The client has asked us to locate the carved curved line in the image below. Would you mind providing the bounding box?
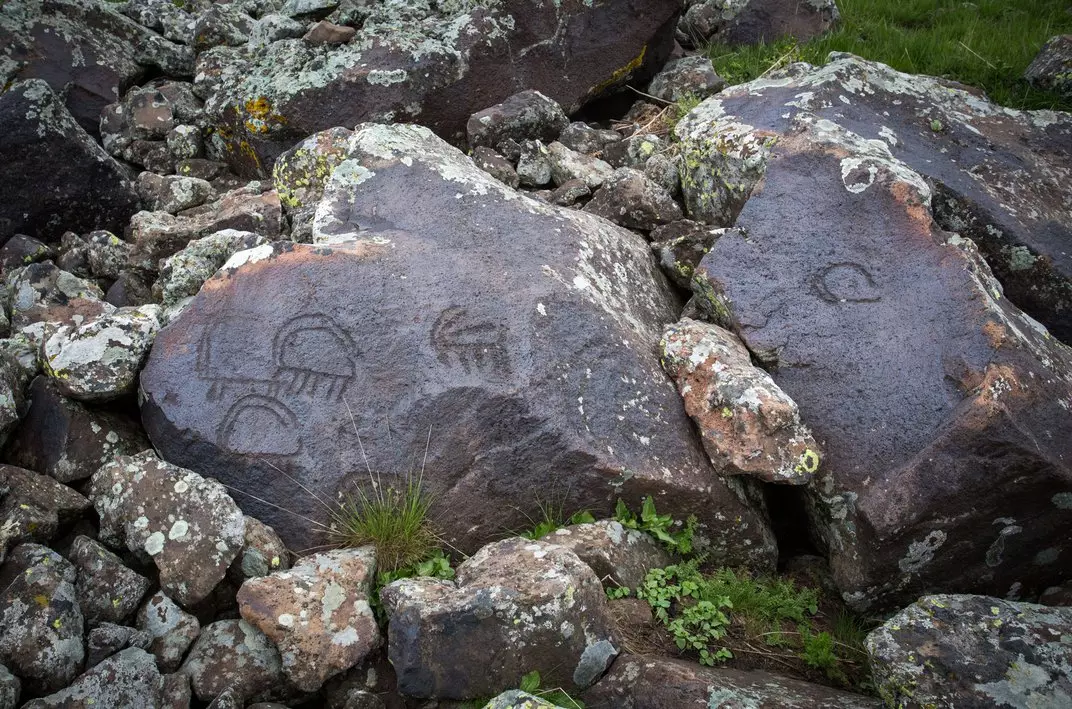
[218,394,302,456]
[272,313,358,375]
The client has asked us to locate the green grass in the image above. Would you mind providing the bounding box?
[706,0,1072,111]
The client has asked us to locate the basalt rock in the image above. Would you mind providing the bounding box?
[679,0,840,48]
[1025,35,1072,99]
[646,54,726,102]
[136,592,201,673]
[467,90,569,154]
[547,519,673,589]
[867,594,1072,708]
[0,80,140,244]
[195,0,680,175]
[21,648,165,709]
[179,619,283,703]
[678,56,1072,610]
[139,123,777,565]
[0,465,91,563]
[85,623,152,669]
[69,535,152,627]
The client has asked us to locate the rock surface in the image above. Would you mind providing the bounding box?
[547,520,673,590]
[661,318,820,485]
[1025,34,1072,99]
[0,465,91,562]
[678,55,1072,610]
[179,619,283,703]
[140,123,777,565]
[195,0,680,175]
[583,654,880,708]
[647,55,726,102]
[867,594,1072,708]
[680,0,840,48]
[238,547,380,692]
[382,537,618,700]
[89,450,246,607]
[136,592,201,673]
[21,647,165,709]
[69,535,152,626]
[0,80,140,243]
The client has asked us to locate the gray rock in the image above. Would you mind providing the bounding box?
[647,55,726,102]
[21,647,165,708]
[6,262,109,332]
[603,133,665,169]
[0,465,91,563]
[468,90,569,153]
[383,538,618,699]
[0,664,18,709]
[867,594,1072,708]
[136,173,215,215]
[1025,34,1072,98]
[249,13,306,46]
[5,376,149,483]
[85,623,152,669]
[547,520,673,589]
[155,229,270,306]
[192,6,255,52]
[88,450,246,607]
[272,127,354,210]
[139,123,777,565]
[557,122,622,157]
[238,547,380,692]
[549,179,591,207]
[516,140,553,187]
[0,80,140,244]
[643,151,681,198]
[121,0,196,45]
[0,544,84,694]
[583,167,683,230]
[0,235,52,273]
[546,141,615,189]
[167,124,204,160]
[136,592,201,673]
[69,535,152,626]
[42,305,162,402]
[84,231,133,283]
[281,0,339,17]
[179,619,284,703]
[584,654,880,708]
[472,147,520,189]
[649,219,722,288]
[679,0,840,48]
[0,355,27,450]
[482,691,558,709]
[229,515,290,583]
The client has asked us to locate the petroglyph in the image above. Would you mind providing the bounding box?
[431,306,510,375]
[811,263,882,304]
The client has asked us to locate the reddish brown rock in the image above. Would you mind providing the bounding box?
[303,20,355,45]
[139,123,777,566]
[677,57,1072,610]
[237,547,380,692]
[178,619,283,703]
[660,318,820,485]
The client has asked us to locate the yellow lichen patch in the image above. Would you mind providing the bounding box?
[795,448,820,474]
[588,44,648,97]
[34,594,49,607]
[241,97,288,135]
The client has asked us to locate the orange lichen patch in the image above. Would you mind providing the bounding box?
[976,364,1024,411]
[983,320,1008,349]
[241,98,288,135]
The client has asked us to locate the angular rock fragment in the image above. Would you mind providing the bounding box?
[0,466,91,562]
[546,141,614,189]
[649,219,722,288]
[584,167,683,231]
[647,55,726,103]
[179,619,283,703]
[136,173,215,215]
[484,691,559,709]
[155,229,270,306]
[69,535,152,626]
[272,127,354,210]
[547,520,673,589]
[678,56,1072,609]
[679,0,840,48]
[468,91,569,154]
[1025,34,1072,98]
[867,594,1072,708]
[558,122,622,156]
[383,538,618,700]
[472,147,521,189]
[0,355,28,450]
[89,451,245,606]
[140,123,777,566]
[0,544,84,694]
[6,262,109,332]
[238,547,379,692]
[0,235,52,273]
[136,592,201,673]
[85,623,152,669]
[661,318,820,484]
[0,664,18,709]
[230,515,290,583]
[22,648,165,709]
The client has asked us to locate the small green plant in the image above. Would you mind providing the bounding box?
[519,670,586,709]
[636,560,732,666]
[605,585,631,600]
[668,93,704,132]
[614,497,697,555]
[800,627,846,683]
[522,507,595,541]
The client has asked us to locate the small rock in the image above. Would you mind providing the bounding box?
[649,219,722,288]
[175,159,227,182]
[483,690,559,709]
[661,318,820,484]
[6,262,108,331]
[105,269,155,308]
[85,623,153,669]
[548,520,673,589]
[273,127,354,210]
[1025,35,1072,98]
[238,547,380,692]
[304,20,356,44]
[160,672,193,709]
[472,147,521,189]
[281,0,340,18]
[383,537,618,699]
[546,142,615,189]
[0,465,91,562]
[136,173,215,214]
[516,140,553,187]
[84,230,134,283]
[0,356,27,450]
[868,594,1072,708]
[21,647,165,709]
[42,305,162,402]
[1039,581,1072,606]
[583,167,683,230]
[550,179,591,207]
[137,592,201,673]
[154,229,270,306]
[0,664,18,709]
[167,124,204,161]
[5,376,150,483]
[69,535,152,626]
[602,133,665,169]
[557,122,622,156]
[467,90,569,154]
[89,450,246,607]
[179,619,284,703]
[192,6,255,52]
[230,516,290,583]
[0,235,52,273]
[0,544,85,694]
[646,55,726,103]
[249,13,307,46]
[643,152,681,197]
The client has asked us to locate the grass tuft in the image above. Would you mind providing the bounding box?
[705,0,1072,111]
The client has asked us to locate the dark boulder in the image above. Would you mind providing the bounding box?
[0,80,140,244]
[679,0,840,48]
[139,123,777,565]
[1025,35,1072,99]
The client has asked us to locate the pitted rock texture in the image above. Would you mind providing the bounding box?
[382,537,619,700]
[85,623,152,669]
[21,647,165,709]
[1025,35,1072,99]
[195,0,680,175]
[136,592,201,673]
[69,535,152,626]
[179,619,283,703]
[547,519,673,589]
[675,53,1072,342]
[867,594,1072,708]
[679,57,1072,610]
[0,0,192,135]
[4,376,150,483]
[42,305,162,402]
[583,654,880,708]
[140,122,777,565]
[0,79,140,244]
[679,0,840,48]
[660,318,820,485]
[238,546,379,692]
[0,544,85,694]
[0,465,91,563]
[89,450,246,607]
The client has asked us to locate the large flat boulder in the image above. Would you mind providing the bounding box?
[140,123,777,565]
[0,80,140,243]
[676,56,1072,610]
[195,0,680,176]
